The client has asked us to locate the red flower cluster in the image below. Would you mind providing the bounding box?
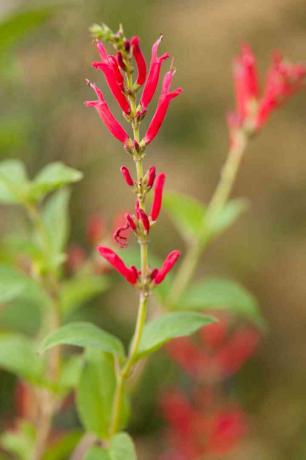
[166,316,260,381]
[85,32,182,287]
[85,36,182,147]
[160,316,261,459]
[229,45,306,136]
[160,390,247,459]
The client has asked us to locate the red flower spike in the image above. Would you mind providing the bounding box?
[131,36,147,85]
[146,166,156,188]
[92,61,130,114]
[150,173,166,221]
[97,246,138,284]
[144,72,182,145]
[85,81,129,144]
[120,165,134,186]
[137,208,150,233]
[153,250,181,284]
[140,36,170,110]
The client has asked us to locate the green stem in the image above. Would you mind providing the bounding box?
[170,130,248,303]
[109,116,150,436]
[26,202,62,460]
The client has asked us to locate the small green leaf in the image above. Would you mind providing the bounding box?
[137,312,215,358]
[0,421,36,460]
[84,446,110,460]
[0,334,43,382]
[206,198,248,239]
[164,192,206,241]
[178,278,262,324]
[84,433,137,460]
[76,352,116,437]
[40,322,124,358]
[41,188,70,257]
[43,431,82,460]
[0,160,28,204]
[0,265,30,303]
[29,162,82,200]
[60,275,110,316]
[109,432,137,460]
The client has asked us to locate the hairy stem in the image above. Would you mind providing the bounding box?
[27,204,62,460]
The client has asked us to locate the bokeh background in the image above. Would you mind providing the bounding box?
[1,0,306,459]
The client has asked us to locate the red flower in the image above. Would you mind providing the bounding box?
[256,54,306,127]
[231,45,306,130]
[131,36,147,85]
[85,81,130,144]
[152,250,181,284]
[120,165,134,186]
[97,246,138,284]
[146,166,156,188]
[150,173,166,221]
[140,36,170,110]
[144,70,182,145]
[92,60,130,114]
[136,207,150,233]
[233,45,258,121]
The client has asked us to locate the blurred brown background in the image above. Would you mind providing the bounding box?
[1,0,306,458]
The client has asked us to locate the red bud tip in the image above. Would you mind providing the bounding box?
[138,208,150,233]
[147,166,156,188]
[125,213,137,231]
[97,246,138,284]
[150,173,166,221]
[120,166,134,186]
[153,250,181,284]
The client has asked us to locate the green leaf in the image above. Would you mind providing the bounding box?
[0,334,43,382]
[41,188,70,257]
[164,192,206,241]
[109,432,137,460]
[40,322,124,358]
[178,278,262,324]
[0,160,28,204]
[84,433,137,460]
[0,421,36,460]
[206,198,248,239]
[60,275,110,316]
[58,355,83,391]
[137,312,215,358]
[29,162,83,200]
[84,447,110,460]
[0,265,31,303]
[76,352,116,437]
[43,431,82,460]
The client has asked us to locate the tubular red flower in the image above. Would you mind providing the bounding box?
[137,208,150,233]
[140,36,170,110]
[143,71,182,145]
[96,40,107,60]
[131,36,147,85]
[116,51,127,71]
[153,250,181,284]
[256,55,306,127]
[120,165,134,186]
[150,173,166,221]
[92,60,130,114]
[125,213,137,231]
[97,246,138,284]
[233,45,258,121]
[146,166,156,188]
[85,81,129,144]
